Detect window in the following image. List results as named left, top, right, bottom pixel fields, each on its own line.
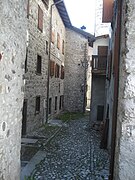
left=49, top=98, right=52, bottom=114
left=102, top=0, right=113, bottom=23
left=46, top=41, right=48, bottom=55
left=42, top=0, right=49, bottom=9
left=51, top=31, right=55, bottom=43
left=59, top=95, right=64, bottom=110
left=57, top=33, right=60, bottom=49
left=25, top=48, right=28, bottom=73
left=38, top=6, right=43, bottom=32
left=35, top=96, right=40, bottom=113
left=27, top=0, right=30, bottom=18
left=36, top=55, right=42, bottom=74
left=55, top=64, right=60, bottom=78
left=55, top=96, right=57, bottom=111
left=98, top=46, right=108, bottom=56
left=62, top=40, right=64, bottom=54
left=50, top=60, right=55, bottom=77
left=61, top=65, right=64, bottom=79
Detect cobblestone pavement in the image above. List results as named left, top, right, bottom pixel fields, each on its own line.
left=31, top=117, right=110, bottom=180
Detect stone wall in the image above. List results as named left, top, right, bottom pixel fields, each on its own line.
left=49, top=0, right=65, bottom=118
left=24, top=0, right=50, bottom=133
left=114, top=0, right=135, bottom=179
left=64, top=28, right=89, bottom=112
left=0, top=0, right=26, bottom=179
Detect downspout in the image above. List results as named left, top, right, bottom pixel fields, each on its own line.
left=46, top=0, right=63, bottom=123
left=109, top=0, right=122, bottom=179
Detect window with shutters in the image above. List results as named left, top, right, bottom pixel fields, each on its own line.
left=61, top=65, right=64, bottom=79
left=50, top=60, right=55, bottom=77
left=51, top=31, right=55, bottom=43
left=57, top=33, right=60, bottom=49
left=55, top=64, right=60, bottom=78
left=38, top=6, right=43, bottom=32
left=36, top=55, right=42, bottom=74
left=62, top=40, right=64, bottom=54
left=55, top=96, right=57, bottom=111
left=27, top=0, right=30, bottom=18
left=35, top=96, right=40, bottom=113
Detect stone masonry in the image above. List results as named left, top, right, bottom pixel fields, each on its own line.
left=49, top=0, right=65, bottom=118
left=0, top=0, right=26, bottom=179
left=64, top=28, right=92, bottom=112
left=114, top=0, right=135, bottom=179
left=24, top=0, right=50, bottom=134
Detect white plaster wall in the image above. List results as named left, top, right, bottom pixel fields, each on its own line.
left=93, top=37, right=109, bottom=55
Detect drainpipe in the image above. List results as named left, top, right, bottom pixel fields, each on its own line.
left=46, top=0, right=63, bottom=123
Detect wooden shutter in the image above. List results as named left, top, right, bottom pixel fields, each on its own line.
left=102, top=0, right=113, bottom=23
left=50, top=60, right=55, bottom=77
left=38, top=6, right=43, bottom=32
left=98, top=46, right=108, bottom=56
left=57, top=33, right=60, bottom=49
left=51, top=31, right=55, bottom=43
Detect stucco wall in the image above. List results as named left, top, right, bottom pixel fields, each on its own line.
left=114, top=0, right=135, bottom=179
left=0, top=0, right=26, bottom=179
left=64, top=28, right=89, bottom=112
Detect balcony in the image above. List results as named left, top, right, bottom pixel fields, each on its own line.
left=92, top=55, right=107, bottom=75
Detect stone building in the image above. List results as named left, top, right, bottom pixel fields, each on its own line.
left=64, top=26, right=94, bottom=112
left=0, top=0, right=26, bottom=179
left=102, top=0, right=135, bottom=179
left=22, top=0, right=50, bottom=135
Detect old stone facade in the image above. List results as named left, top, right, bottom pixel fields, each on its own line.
left=48, top=0, right=66, bottom=119
left=23, top=0, right=50, bottom=135
left=64, top=28, right=93, bottom=112
left=0, top=0, right=26, bottom=179
left=114, top=0, right=135, bottom=179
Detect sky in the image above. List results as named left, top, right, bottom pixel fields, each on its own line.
left=64, top=0, right=96, bottom=34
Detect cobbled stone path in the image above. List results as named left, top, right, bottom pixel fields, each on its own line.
left=31, top=117, right=110, bottom=180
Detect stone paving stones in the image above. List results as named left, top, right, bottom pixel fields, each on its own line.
left=30, top=117, right=110, bottom=179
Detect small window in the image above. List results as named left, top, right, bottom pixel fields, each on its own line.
left=57, top=33, right=60, bottom=49
left=55, top=64, right=60, bottom=78
left=49, top=98, right=52, bottom=114
left=61, top=65, right=64, bottom=79
left=27, top=0, right=30, bottom=18
left=36, top=55, right=42, bottom=74
left=46, top=41, right=48, bottom=55
left=62, top=40, right=64, bottom=54
left=38, top=6, right=43, bottom=32
left=50, top=60, right=55, bottom=77
left=25, top=48, right=28, bottom=73
left=59, top=95, right=64, bottom=110
left=55, top=96, right=57, bottom=111
left=35, top=96, right=40, bottom=113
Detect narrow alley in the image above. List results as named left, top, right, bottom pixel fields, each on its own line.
left=21, top=114, right=109, bottom=179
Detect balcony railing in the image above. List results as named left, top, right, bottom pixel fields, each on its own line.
left=92, top=55, right=107, bottom=74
